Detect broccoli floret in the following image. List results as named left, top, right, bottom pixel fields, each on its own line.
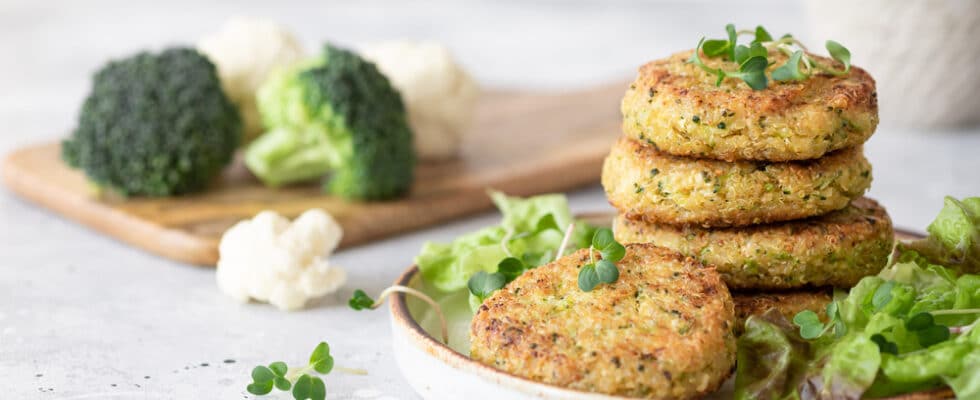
left=62, top=47, right=241, bottom=196
left=245, top=44, right=414, bottom=200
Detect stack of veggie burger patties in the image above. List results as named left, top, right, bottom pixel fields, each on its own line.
left=602, top=45, right=894, bottom=322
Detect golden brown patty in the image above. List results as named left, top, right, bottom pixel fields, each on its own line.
left=614, top=197, right=893, bottom=289
left=470, top=244, right=736, bottom=398
left=622, top=49, right=878, bottom=162
left=602, top=136, right=872, bottom=227
left=732, top=289, right=832, bottom=334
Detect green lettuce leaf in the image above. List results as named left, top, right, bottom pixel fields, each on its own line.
left=736, top=196, right=980, bottom=400
left=942, top=330, right=980, bottom=398
left=489, top=190, right=573, bottom=234
left=415, top=191, right=592, bottom=292
left=898, top=196, right=980, bottom=273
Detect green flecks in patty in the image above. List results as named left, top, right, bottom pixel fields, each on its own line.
left=764, top=183, right=775, bottom=192
left=692, top=115, right=701, bottom=123
left=717, top=122, right=727, bottom=129
left=657, top=181, right=670, bottom=197
left=650, top=168, right=660, bottom=177
left=634, top=183, right=645, bottom=194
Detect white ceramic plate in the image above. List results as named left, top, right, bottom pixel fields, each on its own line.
left=386, top=214, right=938, bottom=399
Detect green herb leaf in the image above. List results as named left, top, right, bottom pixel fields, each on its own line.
left=312, top=357, right=334, bottom=375
left=826, top=40, right=851, bottom=72
left=906, top=312, right=935, bottom=330
left=274, top=376, right=292, bottom=391
left=309, top=342, right=334, bottom=374
left=595, top=259, right=620, bottom=284
left=468, top=271, right=506, bottom=300
left=870, top=333, right=899, bottom=355
left=690, top=38, right=728, bottom=86
left=497, top=257, right=528, bottom=281
left=731, top=56, right=769, bottom=90
left=247, top=380, right=274, bottom=395
left=733, top=45, right=750, bottom=65
left=309, top=342, right=329, bottom=364
left=725, top=23, right=738, bottom=60
left=578, top=264, right=599, bottom=291
left=347, top=289, right=375, bottom=311
left=753, top=26, right=773, bottom=44
left=917, top=324, right=951, bottom=347
left=702, top=39, right=730, bottom=57
left=292, top=374, right=326, bottom=400
left=772, top=50, right=808, bottom=82
left=592, top=228, right=625, bottom=262
left=269, top=361, right=288, bottom=377
left=734, top=43, right=767, bottom=65
left=793, top=310, right=825, bottom=339
left=247, top=365, right=276, bottom=395
left=252, top=365, right=275, bottom=383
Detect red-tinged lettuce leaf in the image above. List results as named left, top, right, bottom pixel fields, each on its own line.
left=735, top=310, right=814, bottom=400
left=736, top=310, right=882, bottom=400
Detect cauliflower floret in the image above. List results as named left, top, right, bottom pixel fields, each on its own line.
left=216, top=209, right=346, bottom=311
left=360, top=41, right=480, bottom=160
left=198, top=17, right=306, bottom=143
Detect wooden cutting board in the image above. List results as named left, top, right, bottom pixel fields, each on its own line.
left=1, top=82, right=626, bottom=266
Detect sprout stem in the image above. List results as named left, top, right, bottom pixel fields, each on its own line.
left=500, top=229, right=514, bottom=257
left=371, top=285, right=449, bottom=344
left=949, top=325, right=973, bottom=335
left=930, top=308, right=980, bottom=316
left=334, top=366, right=368, bottom=375
left=555, top=222, right=576, bottom=261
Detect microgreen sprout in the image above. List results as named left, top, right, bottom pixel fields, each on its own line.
left=348, top=285, right=449, bottom=344
left=467, top=221, right=580, bottom=304
left=578, top=228, right=625, bottom=292
left=792, top=310, right=825, bottom=340
left=246, top=341, right=365, bottom=400
left=794, top=302, right=979, bottom=347
left=689, top=24, right=852, bottom=90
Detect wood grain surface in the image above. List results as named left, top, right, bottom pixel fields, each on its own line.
left=1, top=83, right=626, bottom=266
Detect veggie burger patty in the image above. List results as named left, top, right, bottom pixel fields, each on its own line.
left=470, top=243, right=736, bottom=399
left=602, top=137, right=872, bottom=227
left=614, top=197, right=893, bottom=289
left=621, top=49, right=878, bottom=162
